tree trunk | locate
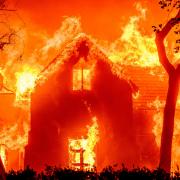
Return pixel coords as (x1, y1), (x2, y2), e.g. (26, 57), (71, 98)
(159, 70), (179, 172)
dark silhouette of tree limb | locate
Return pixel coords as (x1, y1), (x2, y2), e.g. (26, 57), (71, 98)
(0, 30), (15, 50)
(153, 1), (180, 53)
(0, 0), (17, 51)
(155, 9), (180, 173)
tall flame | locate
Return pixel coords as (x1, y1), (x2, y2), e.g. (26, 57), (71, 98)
(69, 117), (99, 170)
(83, 116), (99, 167)
(149, 96), (180, 172)
(0, 145), (7, 169)
(107, 4), (159, 67)
(15, 65), (39, 108)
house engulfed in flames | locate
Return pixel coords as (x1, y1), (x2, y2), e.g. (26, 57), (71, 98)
(24, 33), (138, 171)
(0, 31), (179, 171)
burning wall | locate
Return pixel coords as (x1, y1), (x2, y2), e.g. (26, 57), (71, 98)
(24, 35), (137, 171)
(0, 3), (179, 171)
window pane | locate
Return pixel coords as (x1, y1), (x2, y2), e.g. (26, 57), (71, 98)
(73, 69), (91, 90)
(83, 69), (91, 90)
(73, 69), (82, 90)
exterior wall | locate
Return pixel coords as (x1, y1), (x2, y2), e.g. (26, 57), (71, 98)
(25, 60), (137, 171)
(123, 66), (180, 169)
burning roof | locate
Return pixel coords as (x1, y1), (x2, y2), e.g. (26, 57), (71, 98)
(37, 33), (122, 85)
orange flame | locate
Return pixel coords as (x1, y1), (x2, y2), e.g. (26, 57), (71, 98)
(69, 117), (99, 170)
(0, 145), (7, 169)
(149, 95), (180, 172)
(15, 65), (39, 107)
(107, 5), (159, 67)
(0, 3), (179, 171)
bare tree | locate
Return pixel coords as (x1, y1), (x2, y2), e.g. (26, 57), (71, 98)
(0, 30), (15, 50)
(153, 0), (180, 53)
(0, 0), (16, 50)
(155, 10), (180, 173)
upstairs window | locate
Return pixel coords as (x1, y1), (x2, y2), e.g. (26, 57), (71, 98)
(73, 58), (91, 91)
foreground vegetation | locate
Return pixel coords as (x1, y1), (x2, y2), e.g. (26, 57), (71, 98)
(4, 165), (180, 180)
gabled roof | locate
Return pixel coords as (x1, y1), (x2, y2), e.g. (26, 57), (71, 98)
(123, 65), (168, 110)
(37, 33), (124, 85)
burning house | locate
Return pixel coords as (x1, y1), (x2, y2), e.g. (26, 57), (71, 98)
(0, 16), (179, 172)
(24, 34), (139, 171)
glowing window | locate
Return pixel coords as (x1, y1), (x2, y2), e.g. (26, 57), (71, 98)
(68, 138), (90, 170)
(73, 69), (91, 90)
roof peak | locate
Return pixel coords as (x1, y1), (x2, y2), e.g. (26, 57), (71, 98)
(37, 33), (110, 85)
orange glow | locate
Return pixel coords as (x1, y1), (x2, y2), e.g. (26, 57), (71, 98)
(108, 4), (159, 67)
(73, 69), (91, 90)
(0, 1), (179, 172)
(149, 95), (180, 172)
(15, 65), (39, 106)
(16, 70), (37, 95)
(69, 117), (99, 170)
(0, 145), (7, 169)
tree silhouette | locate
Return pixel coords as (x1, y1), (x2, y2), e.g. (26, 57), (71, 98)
(0, 0), (16, 51)
(153, 0), (180, 53)
(155, 10), (180, 173)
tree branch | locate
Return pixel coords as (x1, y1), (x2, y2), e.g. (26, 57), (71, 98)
(155, 10), (180, 74)
(0, 31), (15, 50)
(160, 10), (180, 39)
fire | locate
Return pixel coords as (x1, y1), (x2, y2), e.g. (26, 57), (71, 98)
(84, 116), (99, 167)
(148, 97), (165, 146)
(15, 65), (39, 108)
(0, 65), (39, 170)
(69, 117), (99, 170)
(107, 4), (159, 68)
(0, 123), (28, 170)
(16, 71), (36, 95)
(0, 2), (179, 172)
(0, 145), (7, 169)
(0, 17), (83, 171)
(149, 96), (180, 172)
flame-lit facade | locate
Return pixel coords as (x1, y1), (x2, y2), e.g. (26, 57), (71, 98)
(1, 33), (175, 171)
(0, 1), (179, 170)
(1, 32), (179, 171)
(24, 35), (138, 171)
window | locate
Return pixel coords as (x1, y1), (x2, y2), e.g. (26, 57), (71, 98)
(73, 68), (91, 91)
(68, 138), (89, 170)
